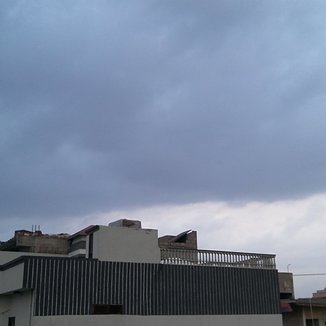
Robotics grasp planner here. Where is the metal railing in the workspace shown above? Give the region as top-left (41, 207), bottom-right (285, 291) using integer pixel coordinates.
top-left (160, 248), bottom-right (276, 270)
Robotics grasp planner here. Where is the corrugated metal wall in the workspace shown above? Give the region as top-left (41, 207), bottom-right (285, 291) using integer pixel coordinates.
top-left (23, 257), bottom-right (280, 316)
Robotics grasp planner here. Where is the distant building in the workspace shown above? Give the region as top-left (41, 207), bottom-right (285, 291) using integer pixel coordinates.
top-left (0, 219), bottom-right (282, 326)
top-left (282, 297), bottom-right (326, 326)
top-left (281, 276), bottom-right (326, 326)
top-left (313, 288), bottom-right (326, 299)
top-left (0, 229), bottom-right (70, 254)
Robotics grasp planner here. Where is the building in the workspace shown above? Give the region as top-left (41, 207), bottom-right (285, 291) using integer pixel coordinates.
top-left (313, 288), bottom-right (326, 299)
top-left (282, 297), bottom-right (326, 326)
top-left (0, 219), bottom-right (282, 326)
top-left (280, 273), bottom-right (326, 326)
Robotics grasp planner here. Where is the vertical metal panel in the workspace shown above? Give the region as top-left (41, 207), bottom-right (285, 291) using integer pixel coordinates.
top-left (23, 256), bottom-right (280, 316)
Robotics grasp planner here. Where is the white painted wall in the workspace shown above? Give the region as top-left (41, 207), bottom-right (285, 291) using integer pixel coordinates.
top-left (0, 253), bottom-right (33, 325)
top-left (91, 226), bottom-right (161, 263)
top-left (0, 251), bottom-right (26, 265)
top-left (32, 314), bottom-right (283, 326)
top-left (0, 251), bottom-right (67, 265)
top-left (0, 263), bottom-right (24, 294)
top-left (0, 291), bottom-right (32, 326)
top-left (10, 291), bottom-right (32, 326)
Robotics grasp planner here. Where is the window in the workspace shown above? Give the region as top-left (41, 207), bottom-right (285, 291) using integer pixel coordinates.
top-left (8, 317), bottom-right (15, 326)
top-left (306, 319), bottom-right (319, 326)
top-left (88, 233), bottom-right (93, 259)
top-left (92, 304), bottom-right (123, 314)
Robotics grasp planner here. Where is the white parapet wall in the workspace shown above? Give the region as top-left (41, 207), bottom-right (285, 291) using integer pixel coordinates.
top-left (0, 263), bottom-right (24, 294)
top-left (0, 251), bottom-right (67, 265)
top-left (0, 251), bottom-right (26, 265)
top-left (32, 314), bottom-right (283, 326)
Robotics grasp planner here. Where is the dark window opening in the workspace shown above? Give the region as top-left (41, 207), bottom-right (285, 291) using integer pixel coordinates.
top-left (92, 304), bottom-right (123, 315)
top-left (173, 230), bottom-right (192, 243)
top-left (175, 234), bottom-right (188, 243)
top-left (8, 317), bottom-right (15, 326)
top-left (306, 319), bottom-right (319, 326)
top-left (280, 292), bottom-right (293, 299)
top-left (88, 233), bottom-right (93, 259)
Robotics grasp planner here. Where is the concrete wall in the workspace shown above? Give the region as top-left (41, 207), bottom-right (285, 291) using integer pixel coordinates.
top-left (0, 251), bottom-right (68, 265)
top-left (279, 272), bottom-right (294, 299)
top-left (32, 314), bottom-right (283, 326)
top-left (303, 306), bottom-right (326, 324)
top-left (0, 291), bottom-right (32, 326)
top-left (0, 295), bottom-right (11, 326)
top-left (15, 234), bottom-right (69, 254)
top-left (10, 291), bottom-right (32, 326)
top-left (0, 263), bottom-right (24, 294)
top-left (91, 226), bottom-right (161, 263)
top-left (282, 307), bottom-right (304, 326)
top-left (283, 305), bottom-right (326, 326)
top-left (0, 251), bottom-right (26, 264)
top-left (159, 231), bottom-right (197, 250)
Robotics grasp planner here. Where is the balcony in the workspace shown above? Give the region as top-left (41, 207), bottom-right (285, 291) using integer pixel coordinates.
top-left (160, 248), bottom-right (276, 270)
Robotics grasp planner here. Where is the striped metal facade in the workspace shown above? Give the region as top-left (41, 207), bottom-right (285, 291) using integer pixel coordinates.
top-left (23, 256), bottom-right (280, 316)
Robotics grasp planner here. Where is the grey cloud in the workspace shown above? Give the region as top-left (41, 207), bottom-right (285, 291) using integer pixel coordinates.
top-left (1, 1), bottom-right (326, 219)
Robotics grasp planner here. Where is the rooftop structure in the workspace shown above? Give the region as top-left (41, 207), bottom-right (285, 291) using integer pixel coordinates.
top-left (313, 288), bottom-right (326, 299)
top-left (0, 230), bottom-right (70, 254)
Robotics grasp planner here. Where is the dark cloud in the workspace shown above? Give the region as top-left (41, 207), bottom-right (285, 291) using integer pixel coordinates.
top-left (1, 1), bottom-right (326, 219)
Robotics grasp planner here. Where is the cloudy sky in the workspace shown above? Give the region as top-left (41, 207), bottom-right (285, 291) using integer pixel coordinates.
top-left (1, 1), bottom-right (326, 297)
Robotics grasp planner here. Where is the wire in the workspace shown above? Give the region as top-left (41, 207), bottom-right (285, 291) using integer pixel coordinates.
top-left (294, 273), bottom-right (326, 276)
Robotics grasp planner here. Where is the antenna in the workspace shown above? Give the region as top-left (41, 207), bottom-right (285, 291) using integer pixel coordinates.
top-left (287, 264), bottom-right (291, 272)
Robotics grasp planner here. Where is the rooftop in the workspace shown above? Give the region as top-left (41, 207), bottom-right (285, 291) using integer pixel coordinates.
top-left (0, 219), bottom-right (276, 269)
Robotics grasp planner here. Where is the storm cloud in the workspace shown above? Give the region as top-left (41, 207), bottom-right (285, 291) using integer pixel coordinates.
top-left (1, 0), bottom-right (326, 220)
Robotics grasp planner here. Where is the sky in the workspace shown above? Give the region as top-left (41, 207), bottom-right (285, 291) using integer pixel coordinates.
top-left (1, 1), bottom-right (326, 297)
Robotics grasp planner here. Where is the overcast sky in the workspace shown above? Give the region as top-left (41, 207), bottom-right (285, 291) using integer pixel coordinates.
top-left (1, 1), bottom-right (326, 297)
